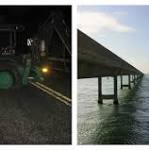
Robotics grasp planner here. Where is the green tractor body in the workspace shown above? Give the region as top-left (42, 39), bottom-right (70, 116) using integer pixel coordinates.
top-left (0, 14), bottom-right (71, 89)
top-left (0, 25), bottom-right (46, 89)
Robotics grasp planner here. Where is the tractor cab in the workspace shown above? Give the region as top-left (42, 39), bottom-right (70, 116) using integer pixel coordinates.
top-left (0, 25), bottom-right (21, 57)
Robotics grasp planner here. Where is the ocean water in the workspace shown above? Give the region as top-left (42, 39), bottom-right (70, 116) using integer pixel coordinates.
top-left (78, 74), bottom-right (149, 144)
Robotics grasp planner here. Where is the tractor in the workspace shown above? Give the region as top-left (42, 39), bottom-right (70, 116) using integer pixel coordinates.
top-left (0, 11), bottom-right (71, 90)
top-left (0, 25), bottom-right (48, 89)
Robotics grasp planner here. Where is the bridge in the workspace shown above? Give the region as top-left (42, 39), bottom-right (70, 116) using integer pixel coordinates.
top-left (78, 29), bottom-right (143, 104)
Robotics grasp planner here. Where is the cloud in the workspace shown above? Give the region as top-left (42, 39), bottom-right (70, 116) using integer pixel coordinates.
top-left (78, 11), bottom-right (135, 35)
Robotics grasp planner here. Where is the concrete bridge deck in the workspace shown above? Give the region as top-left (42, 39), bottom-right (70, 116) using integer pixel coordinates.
top-left (78, 30), bottom-right (143, 78)
top-left (78, 29), bottom-right (143, 104)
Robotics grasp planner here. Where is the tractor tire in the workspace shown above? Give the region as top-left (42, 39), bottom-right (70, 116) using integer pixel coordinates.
top-left (0, 64), bottom-right (21, 89)
top-left (0, 59), bottom-right (22, 89)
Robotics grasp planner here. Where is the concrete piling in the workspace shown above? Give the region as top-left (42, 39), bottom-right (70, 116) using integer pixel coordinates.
top-left (98, 76), bottom-right (118, 104)
top-left (120, 75), bottom-right (123, 89)
top-left (98, 74), bottom-right (143, 104)
top-left (128, 75), bottom-right (131, 89)
top-left (113, 76), bottom-right (118, 104)
top-left (134, 74), bottom-right (137, 85)
top-left (120, 75), bottom-right (131, 90)
top-left (98, 76), bottom-right (103, 104)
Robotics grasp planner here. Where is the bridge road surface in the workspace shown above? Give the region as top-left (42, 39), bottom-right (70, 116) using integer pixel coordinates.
top-left (0, 74), bottom-right (71, 144)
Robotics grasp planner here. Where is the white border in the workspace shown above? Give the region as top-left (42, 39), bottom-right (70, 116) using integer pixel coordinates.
top-left (77, 0), bottom-right (149, 5)
top-left (0, 1), bottom-right (74, 149)
top-left (0, 0), bottom-right (149, 150)
top-left (72, 1), bottom-right (78, 146)
top-left (0, 0), bottom-right (72, 5)
top-left (1, 145), bottom-right (149, 150)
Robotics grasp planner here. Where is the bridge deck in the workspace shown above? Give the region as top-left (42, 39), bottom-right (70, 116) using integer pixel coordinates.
top-left (78, 30), bottom-right (143, 78)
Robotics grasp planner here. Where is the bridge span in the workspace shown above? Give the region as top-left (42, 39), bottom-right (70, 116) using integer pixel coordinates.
top-left (78, 29), bottom-right (143, 104)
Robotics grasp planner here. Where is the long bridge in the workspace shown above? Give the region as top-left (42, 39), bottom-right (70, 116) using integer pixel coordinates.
top-left (78, 29), bottom-right (143, 104)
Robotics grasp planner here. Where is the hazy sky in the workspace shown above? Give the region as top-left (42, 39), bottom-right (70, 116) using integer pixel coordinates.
top-left (78, 6), bottom-right (149, 73)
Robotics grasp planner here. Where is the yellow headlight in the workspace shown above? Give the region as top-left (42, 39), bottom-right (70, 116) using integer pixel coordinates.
top-left (42, 67), bottom-right (48, 73)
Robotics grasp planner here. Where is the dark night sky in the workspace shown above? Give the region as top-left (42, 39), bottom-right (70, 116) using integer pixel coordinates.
top-left (0, 6), bottom-right (71, 56)
top-left (0, 6), bottom-right (71, 35)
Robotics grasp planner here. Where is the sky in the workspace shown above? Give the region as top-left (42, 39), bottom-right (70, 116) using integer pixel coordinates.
top-left (78, 6), bottom-right (149, 73)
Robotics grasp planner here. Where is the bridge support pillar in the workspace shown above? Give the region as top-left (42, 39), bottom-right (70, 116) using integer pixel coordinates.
top-left (113, 76), bottom-right (118, 104)
top-left (120, 75), bottom-right (131, 90)
top-left (98, 76), bottom-right (118, 104)
top-left (120, 75), bottom-right (123, 89)
top-left (98, 76), bottom-right (103, 104)
top-left (131, 75), bottom-right (134, 83)
top-left (137, 74), bottom-right (140, 81)
top-left (132, 75), bottom-right (135, 85)
top-left (128, 75), bottom-right (131, 89)
top-left (133, 74), bottom-right (143, 85)
top-left (134, 74), bottom-right (137, 85)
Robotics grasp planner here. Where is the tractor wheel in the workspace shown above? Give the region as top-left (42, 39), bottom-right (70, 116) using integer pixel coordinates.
top-left (0, 65), bottom-right (21, 90)
top-left (0, 71), bottom-right (14, 89)
top-left (0, 69), bottom-right (21, 90)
